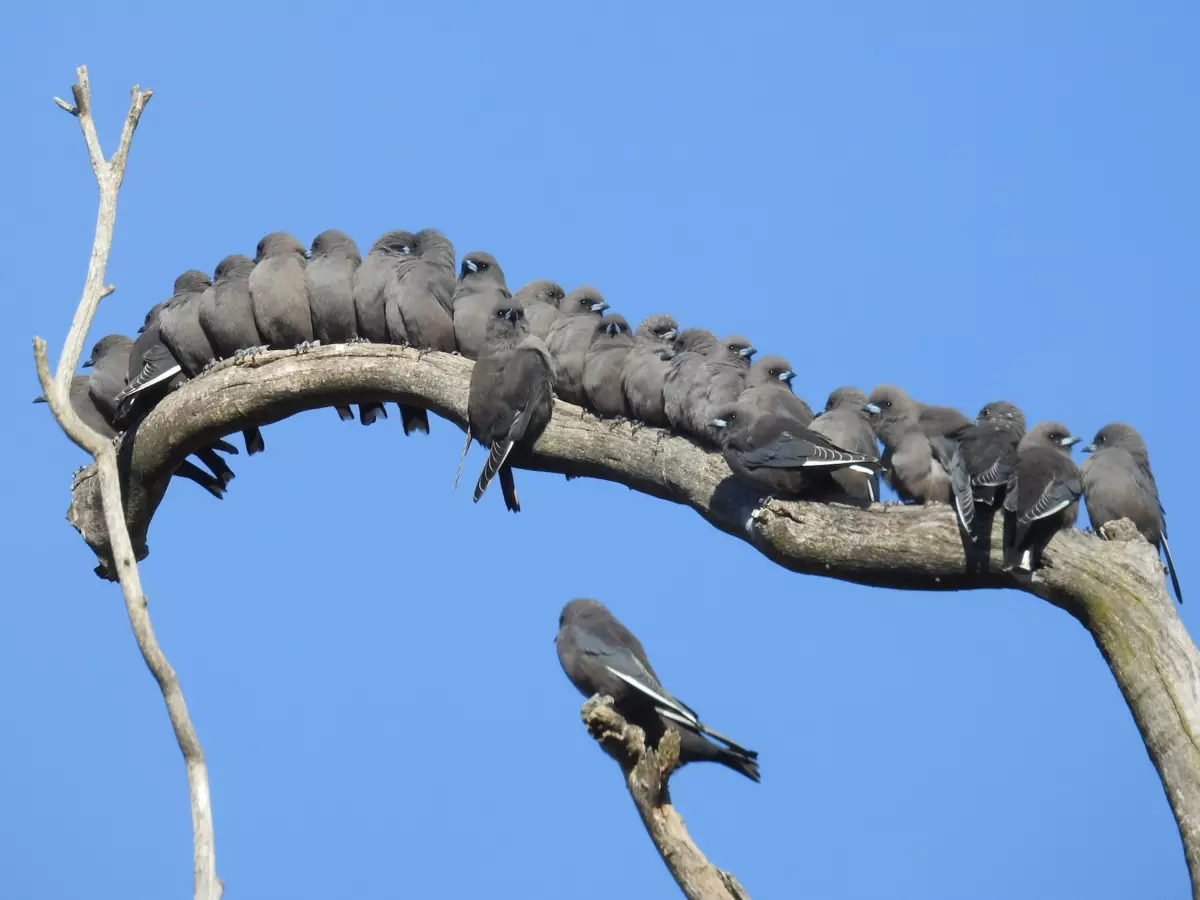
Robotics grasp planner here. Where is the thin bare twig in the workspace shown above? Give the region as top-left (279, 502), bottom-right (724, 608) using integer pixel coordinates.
top-left (582, 696), bottom-right (751, 900)
top-left (34, 66), bottom-right (221, 900)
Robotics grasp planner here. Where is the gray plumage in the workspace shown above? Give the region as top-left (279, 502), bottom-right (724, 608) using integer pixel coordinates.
top-left (1003, 421), bottom-right (1082, 571)
top-left (249, 232), bottom-right (313, 350)
top-left (555, 598), bottom-right (760, 782)
top-left (711, 401), bottom-right (880, 499)
top-left (738, 354), bottom-right (814, 425)
top-left (453, 251), bottom-right (510, 361)
top-left (512, 280), bottom-right (564, 340)
top-left (949, 401), bottom-right (1026, 540)
top-left (919, 403), bottom-right (971, 470)
top-left (46, 375), bottom-right (118, 439)
top-left (353, 230), bottom-right (417, 344)
top-left (198, 255), bottom-right (261, 359)
top-left (545, 286), bottom-right (610, 405)
top-left (1082, 423), bottom-right (1182, 603)
top-left (666, 333), bottom-right (756, 445)
top-left (582, 314), bottom-right (635, 418)
top-left (158, 270), bottom-right (216, 377)
top-left (810, 387), bottom-right (881, 503)
top-left (307, 230), bottom-right (363, 421)
top-left (865, 385), bottom-right (953, 504)
top-left (463, 299), bottom-right (556, 512)
top-left (662, 328), bottom-right (718, 434)
top-left (620, 314), bottom-right (678, 427)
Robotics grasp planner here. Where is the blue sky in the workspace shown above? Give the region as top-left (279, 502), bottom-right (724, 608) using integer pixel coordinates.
top-left (3, 3), bottom-right (1196, 897)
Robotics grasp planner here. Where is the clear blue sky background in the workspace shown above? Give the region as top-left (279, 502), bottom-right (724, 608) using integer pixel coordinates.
top-left (2, 3), bottom-right (1195, 898)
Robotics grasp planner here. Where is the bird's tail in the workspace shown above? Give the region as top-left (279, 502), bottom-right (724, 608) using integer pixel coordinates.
top-left (716, 745), bottom-right (761, 783)
top-left (175, 461), bottom-right (226, 500)
top-left (474, 439), bottom-right (515, 504)
top-left (1162, 536), bottom-right (1184, 604)
top-left (211, 438), bottom-right (238, 456)
top-left (400, 405), bottom-right (430, 435)
top-left (949, 448), bottom-right (976, 539)
top-left (359, 402), bottom-right (387, 426)
top-left (243, 427), bottom-right (265, 456)
top-left (335, 405), bottom-right (355, 422)
top-left (194, 447), bottom-right (236, 488)
top-left (499, 465), bottom-right (520, 513)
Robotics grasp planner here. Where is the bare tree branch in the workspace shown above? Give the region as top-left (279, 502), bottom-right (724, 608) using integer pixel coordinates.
top-left (58, 343), bottom-right (1200, 896)
top-left (582, 696), bottom-right (750, 900)
top-left (35, 66), bottom-right (222, 900)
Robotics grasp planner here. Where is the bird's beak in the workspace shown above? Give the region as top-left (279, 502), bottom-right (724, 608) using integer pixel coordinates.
top-left (303, 249), bottom-right (312, 260)
top-left (81, 358), bottom-right (95, 368)
top-left (1062, 436), bottom-right (1082, 448)
top-left (33, 394), bottom-right (47, 404)
top-left (137, 324), bottom-right (147, 334)
top-left (659, 348), bottom-right (679, 360)
top-left (661, 329), bottom-right (678, 342)
top-left (1083, 443), bottom-right (1096, 453)
top-left (739, 346), bottom-right (756, 358)
top-left (710, 417), bottom-right (728, 429)
top-left (463, 259), bottom-right (478, 275)
top-left (864, 403), bottom-right (882, 415)
top-left (504, 308), bottom-right (520, 323)
top-left (605, 323), bottom-right (620, 335)
top-left (591, 301), bottom-right (610, 313)
top-left (778, 370), bottom-right (795, 383)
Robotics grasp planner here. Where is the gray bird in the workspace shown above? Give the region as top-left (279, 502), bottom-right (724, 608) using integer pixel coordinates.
top-left (1003, 421), bottom-right (1082, 572)
top-left (864, 385), bottom-right (953, 504)
top-left (307, 230), bottom-right (362, 422)
top-left (918, 403), bottom-right (971, 470)
top-left (158, 270), bottom-right (216, 377)
top-left (669, 334), bottom-right (756, 445)
top-left (738, 354), bottom-right (814, 425)
top-left (949, 401), bottom-right (1026, 540)
top-left (452, 251), bottom-right (510, 361)
top-left (198, 255), bottom-right (261, 359)
top-left (545, 286), bottom-right (610, 405)
top-left (810, 386), bottom-right (881, 503)
top-left (249, 232), bottom-right (314, 351)
top-left (662, 328), bottom-right (718, 434)
top-left (711, 401), bottom-right (879, 499)
top-left (619, 313), bottom-right (678, 427)
top-left (512, 279), bottom-right (564, 340)
top-left (582, 314), bottom-right (635, 418)
top-left (555, 598), bottom-right (760, 782)
top-left (1082, 423), bottom-right (1182, 603)
top-left (459, 299), bottom-right (556, 512)
top-left (414, 228), bottom-right (456, 273)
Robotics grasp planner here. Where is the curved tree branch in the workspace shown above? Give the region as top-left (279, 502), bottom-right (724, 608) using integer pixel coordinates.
top-left (37, 67), bottom-right (222, 900)
top-left (582, 696), bottom-right (750, 900)
top-left (59, 343), bottom-right (1200, 896)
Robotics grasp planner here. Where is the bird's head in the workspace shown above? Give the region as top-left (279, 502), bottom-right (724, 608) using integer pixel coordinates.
top-left (747, 354), bottom-right (795, 389)
top-left (1084, 422), bottom-right (1148, 459)
top-left (1025, 421), bottom-right (1081, 455)
top-left (560, 286), bottom-right (609, 316)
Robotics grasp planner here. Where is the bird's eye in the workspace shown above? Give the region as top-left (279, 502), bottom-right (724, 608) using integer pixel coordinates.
top-left (884, 400), bottom-right (892, 409)
top-left (495, 310), bottom-right (506, 318)
top-left (981, 407), bottom-right (990, 417)
top-left (768, 368), bottom-right (779, 376)
top-left (580, 298), bottom-right (589, 306)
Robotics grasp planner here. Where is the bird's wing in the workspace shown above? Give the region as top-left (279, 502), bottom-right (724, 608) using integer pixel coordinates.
top-left (506, 345), bottom-right (555, 444)
top-left (1019, 470), bottom-right (1082, 528)
top-left (741, 427), bottom-right (873, 470)
top-left (950, 444), bottom-right (976, 536)
top-left (116, 343), bottom-right (182, 402)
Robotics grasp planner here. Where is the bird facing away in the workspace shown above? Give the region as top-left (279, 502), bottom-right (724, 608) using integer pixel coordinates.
top-left (452, 251), bottom-right (509, 361)
top-left (710, 401), bottom-right (879, 500)
top-left (306, 230), bottom-right (363, 421)
top-left (461, 299), bottom-right (556, 512)
top-left (545, 286), bottom-right (610, 405)
top-left (1082, 423), bottom-right (1182, 603)
top-left (949, 401), bottom-right (1026, 540)
top-left (1003, 421), bottom-right (1082, 572)
top-left (809, 386), bottom-right (881, 503)
top-left (668, 333), bottom-right (756, 445)
top-left (555, 598), bottom-right (760, 782)
top-left (865, 384), bottom-right (952, 504)
top-left (157, 270), bottom-right (216, 377)
top-left (620, 313), bottom-right (678, 427)
top-left (512, 280), bottom-right (564, 340)
top-left (739, 354), bottom-right (814, 426)
top-left (248, 232), bottom-right (314, 351)
top-left (582, 314), bottom-right (635, 418)
top-left (351, 230), bottom-right (418, 425)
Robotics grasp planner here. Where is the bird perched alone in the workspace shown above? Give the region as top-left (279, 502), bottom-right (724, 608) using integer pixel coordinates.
top-left (710, 401), bottom-right (879, 500)
top-left (545, 286), bottom-right (610, 405)
top-left (452, 251), bottom-right (509, 361)
top-left (556, 598), bottom-right (760, 782)
top-left (512, 279), bottom-right (564, 340)
top-left (810, 387), bottom-right (880, 503)
top-left (1003, 421), bottom-right (1082, 572)
top-left (459, 298), bottom-right (556, 512)
top-left (307, 230), bottom-right (362, 421)
top-left (582, 314), bottom-right (635, 418)
top-left (1082, 423), bottom-right (1182, 603)
top-left (950, 401), bottom-right (1026, 541)
top-left (738, 354), bottom-right (814, 425)
top-left (865, 384), bottom-right (953, 504)
top-left (620, 314), bottom-right (678, 427)
top-left (248, 232), bottom-right (314, 351)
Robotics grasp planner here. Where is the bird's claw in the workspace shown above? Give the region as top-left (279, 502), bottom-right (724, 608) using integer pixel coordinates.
top-left (235, 345), bottom-right (269, 360)
top-left (294, 340), bottom-right (321, 354)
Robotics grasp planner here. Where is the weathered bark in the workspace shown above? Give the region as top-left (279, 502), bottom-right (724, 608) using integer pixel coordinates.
top-left (59, 342), bottom-right (1200, 895)
top-left (582, 696), bottom-right (750, 900)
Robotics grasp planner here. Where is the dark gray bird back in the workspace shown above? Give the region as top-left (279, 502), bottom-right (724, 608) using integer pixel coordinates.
top-left (199, 255), bottom-right (261, 359)
top-left (582, 314), bottom-right (635, 418)
top-left (158, 270), bottom-right (216, 377)
top-left (307, 230), bottom-right (362, 345)
top-left (249, 232), bottom-right (313, 350)
top-left (810, 386), bottom-right (880, 502)
top-left (620, 314), bottom-right (678, 427)
top-left (1003, 421), bottom-right (1082, 571)
top-left (84, 334), bottom-right (133, 421)
top-left (949, 401), bottom-right (1026, 539)
top-left (353, 230), bottom-right (416, 344)
top-left (545, 286), bottom-right (610, 405)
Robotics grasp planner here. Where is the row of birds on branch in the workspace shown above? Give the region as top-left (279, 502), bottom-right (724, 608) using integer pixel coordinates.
top-left (39, 227), bottom-right (1181, 602)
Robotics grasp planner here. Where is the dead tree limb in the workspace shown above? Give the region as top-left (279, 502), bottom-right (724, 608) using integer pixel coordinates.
top-left (582, 696), bottom-right (750, 900)
top-left (35, 66), bottom-right (222, 900)
top-left (59, 343), bottom-right (1200, 896)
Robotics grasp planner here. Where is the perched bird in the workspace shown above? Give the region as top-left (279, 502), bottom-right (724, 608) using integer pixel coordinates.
top-left (668, 333), bottom-right (756, 445)
top-left (158, 270), bottom-right (217, 377)
top-left (582, 314), bottom-right (635, 418)
top-left (918, 403), bottom-right (971, 470)
top-left (1082, 423), bottom-right (1182, 602)
top-left (307, 230), bottom-right (362, 421)
top-left (249, 232), bottom-right (313, 351)
top-left (738, 355), bottom-right (814, 426)
top-left (1003, 421), bottom-right (1082, 572)
top-left (198, 255), bottom-right (261, 360)
top-left (620, 313), bottom-right (678, 427)
top-left (82, 334), bottom-right (133, 423)
top-left (865, 385), bottom-right (952, 504)
top-left (555, 598), bottom-right (760, 782)
top-left (413, 227), bottom-right (456, 273)
top-left (119, 271), bottom-right (212, 409)
top-left (810, 387), bottom-right (881, 503)
top-left (512, 280), bottom-right (564, 340)
top-left (662, 328), bottom-right (718, 435)
top-left (711, 401), bottom-right (879, 499)
top-left (452, 251), bottom-right (509, 361)
top-left (460, 299), bottom-right (555, 512)
top-left (949, 401), bottom-right (1026, 540)
top-left (351, 230), bottom-right (418, 425)
top-left (545, 286), bottom-right (610, 405)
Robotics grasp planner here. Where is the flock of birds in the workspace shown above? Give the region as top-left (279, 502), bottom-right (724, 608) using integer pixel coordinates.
top-left (41, 226), bottom-right (1182, 610)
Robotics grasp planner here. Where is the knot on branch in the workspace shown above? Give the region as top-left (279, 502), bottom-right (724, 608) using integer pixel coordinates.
top-left (1100, 518), bottom-right (1145, 544)
top-left (582, 695), bottom-right (680, 801)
